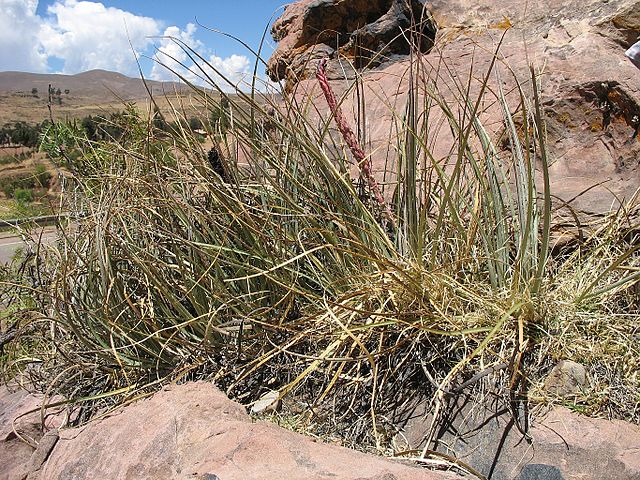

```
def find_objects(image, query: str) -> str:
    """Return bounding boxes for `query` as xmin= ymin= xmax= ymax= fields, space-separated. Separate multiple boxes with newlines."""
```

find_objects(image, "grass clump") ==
xmin=13 ymin=188 xmax=34 ymax=205
xmin=2 ymin=37 xmax=638 ymax=452
xmin=0 ymin=199 xmax=52 ymax=221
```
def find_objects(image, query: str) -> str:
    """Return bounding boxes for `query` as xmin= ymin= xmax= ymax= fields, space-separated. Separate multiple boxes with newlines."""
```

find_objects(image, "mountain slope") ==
xmin=0 ymin=69 xmax=184 ymax=100
xmin=0 ymin=70 xmax=199 ymax=125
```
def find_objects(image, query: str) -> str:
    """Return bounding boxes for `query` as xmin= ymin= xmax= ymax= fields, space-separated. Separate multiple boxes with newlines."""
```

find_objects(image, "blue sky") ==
xmin=2 ymin=0 xmax=286 ymax=88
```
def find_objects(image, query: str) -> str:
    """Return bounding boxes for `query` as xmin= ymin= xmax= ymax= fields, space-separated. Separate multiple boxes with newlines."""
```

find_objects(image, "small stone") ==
xmin=250 ymin=390 xmax=281 ymax=415
xmin=543 ymin=360 xmax=588 ymax=397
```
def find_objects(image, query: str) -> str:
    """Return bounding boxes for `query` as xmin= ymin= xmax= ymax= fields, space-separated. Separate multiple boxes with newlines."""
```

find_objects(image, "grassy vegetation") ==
xmin=0 ymin=166 xmax=51 ymax=198
xmin=0 ymin=162 xmax=54 ymax=221
xmin=0 ymin=200 xmax=52 ymax=221
xmin=0 ymin=150 xmax=32 ymax=166
xmin=1 ymin=38 xmax=638 ymax=455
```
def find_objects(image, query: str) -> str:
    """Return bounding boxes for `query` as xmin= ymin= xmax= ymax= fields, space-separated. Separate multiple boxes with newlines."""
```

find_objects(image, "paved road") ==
xmin=0 ymin=227 xmax=58 ymax=264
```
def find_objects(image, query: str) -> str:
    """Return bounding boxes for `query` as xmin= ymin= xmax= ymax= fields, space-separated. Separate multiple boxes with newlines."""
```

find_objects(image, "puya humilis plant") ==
xmin=14 ymin=25 xmax=638 ymax=448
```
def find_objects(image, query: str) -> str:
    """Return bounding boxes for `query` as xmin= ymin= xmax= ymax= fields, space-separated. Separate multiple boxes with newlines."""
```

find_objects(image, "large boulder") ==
xmin=267 ymin=0 xmax=640 ymax=217
xmin=31 ymin=382 xmax=459 ymax=480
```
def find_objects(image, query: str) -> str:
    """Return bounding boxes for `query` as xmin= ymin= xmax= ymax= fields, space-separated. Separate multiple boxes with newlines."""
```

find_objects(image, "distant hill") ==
xmin=0 ymin=70 xmax=208 ymax=125
xmin=0 ymin=69 xmax=186 ymax=100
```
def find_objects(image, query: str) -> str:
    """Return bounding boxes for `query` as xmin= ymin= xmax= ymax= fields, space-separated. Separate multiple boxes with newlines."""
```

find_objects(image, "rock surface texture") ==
xmin=269 ymin=0 xmax=640 ymax=218
xmin=396 ymin=395 xmax=640 ymax=480
xmin=21 ymin=382 xmax=459 ymax=480
xmin=0 ymin=385 xmax=64 ymax=480
xmin=3 ymin=382 xmax=640 ymax=480
xmin=267 ymin=0 xmax=437 ymax=86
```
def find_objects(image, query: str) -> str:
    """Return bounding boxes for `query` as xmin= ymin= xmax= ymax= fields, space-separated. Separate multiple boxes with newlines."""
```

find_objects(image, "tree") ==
xmin=0 ymin=128 xmax=10 ymax=146
xmin=81 ymin=115 xmax=98 ymax=141
xmin=189 ymin=116 xmax=203 ymax=131
xmin=64 ymin=89 xmax=70 ymax=94
xmin=56 ymin=88 xmax=62 ymax=96
xmin=31 ymin=87 xmax=38 ymax=97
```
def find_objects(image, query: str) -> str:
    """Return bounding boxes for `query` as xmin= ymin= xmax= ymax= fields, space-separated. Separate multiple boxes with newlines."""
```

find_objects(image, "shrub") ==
xmin=0 ymin=167 xmax=51 ymax=198
xmin=0 ymin=175 xmax=27 ymax=197
xmin=188 ymin=116 xmax=204 ymax=131
xmin=14 ymin=188 xmax=34 ymax=204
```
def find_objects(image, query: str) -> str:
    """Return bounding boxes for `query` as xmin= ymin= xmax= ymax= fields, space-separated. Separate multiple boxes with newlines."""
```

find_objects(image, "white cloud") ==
xmin=0 ymin=0 xmax=48 ymax=72
xmin=150 ymin=24 xmax=251 ymax=92
xmin=150 ymin=23 xmax=202 ymax=82
xmin=40 ymin=0 xmax=161 ymax=75
xmin=206 ymin=54 xmax=251 ymax=87
xmin=0 ymin=0 xmax=260 ymax=93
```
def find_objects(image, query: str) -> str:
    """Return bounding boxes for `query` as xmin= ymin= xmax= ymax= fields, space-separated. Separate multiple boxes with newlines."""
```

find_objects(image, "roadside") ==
xmin=0 ymin=226 xmax=57 ymax=264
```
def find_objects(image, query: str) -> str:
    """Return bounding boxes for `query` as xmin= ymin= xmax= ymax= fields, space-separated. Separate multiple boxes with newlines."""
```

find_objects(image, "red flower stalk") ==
xmin=316 ymin=59 xmax=395 ymax=227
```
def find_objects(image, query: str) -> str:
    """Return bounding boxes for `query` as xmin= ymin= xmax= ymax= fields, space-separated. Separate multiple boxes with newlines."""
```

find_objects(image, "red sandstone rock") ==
xmin=0 ymin=385 xmax=64 ymax=480
xmin=4 ymin=381 xmax=640 ymax=480
xmin=32 ymin=382 xmax=459 ymax=480
xmin=0 ymin=386 xmax=38 ymax=480
xmin=269 ymin=0 xmax=640 ymax=216
xmin=267 ymin=0 xmax=437 ymax=86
